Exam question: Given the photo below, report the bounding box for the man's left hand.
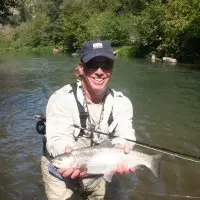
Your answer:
[114,143,136,174]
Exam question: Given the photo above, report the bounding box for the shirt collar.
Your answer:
[76,80,114,107]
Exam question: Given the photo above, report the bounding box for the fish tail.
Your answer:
[149,154,162,178]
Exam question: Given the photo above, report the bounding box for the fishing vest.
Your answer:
[70,83,114,139]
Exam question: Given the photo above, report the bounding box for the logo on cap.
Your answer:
[93,43,103,49]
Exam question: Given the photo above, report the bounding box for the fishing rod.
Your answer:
[73,124,200,164]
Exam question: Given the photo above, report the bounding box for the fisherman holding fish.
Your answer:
[41,39,137,200]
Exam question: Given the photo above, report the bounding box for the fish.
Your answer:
[51,141,162,182]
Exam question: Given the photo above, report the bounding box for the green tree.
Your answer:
[0,0,19,24]
[133,0,165,56]
[161,0,200,61]
[12,13,52,48]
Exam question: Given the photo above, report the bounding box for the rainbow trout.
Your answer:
[51,142,162,182]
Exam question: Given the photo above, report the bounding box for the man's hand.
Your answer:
[57,146,87,179]
[114,143,136,174]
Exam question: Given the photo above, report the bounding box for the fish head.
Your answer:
[51,153,74,169]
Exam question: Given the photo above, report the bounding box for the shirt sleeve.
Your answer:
[45,92,77,157]
[111,95,136,148]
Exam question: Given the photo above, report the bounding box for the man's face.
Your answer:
[81,56,113,95]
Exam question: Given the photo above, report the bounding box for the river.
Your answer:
[0,53,200,200]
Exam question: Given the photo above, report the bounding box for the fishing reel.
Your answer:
[35,114,46,135]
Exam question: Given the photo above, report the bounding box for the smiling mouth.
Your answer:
[92,77,105,82]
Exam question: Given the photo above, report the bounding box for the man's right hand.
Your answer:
[56,146,87,179]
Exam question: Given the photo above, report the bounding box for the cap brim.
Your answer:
[83,52,114,63]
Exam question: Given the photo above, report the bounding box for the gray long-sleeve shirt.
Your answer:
[46,81,136,157]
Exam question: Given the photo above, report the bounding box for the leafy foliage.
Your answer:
[12,13,52,49]
[2,0,200,63]
[134,0,165,56]
[161,0,200,61]
[0,0,20,24]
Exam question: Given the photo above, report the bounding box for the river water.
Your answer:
[0,53,200,200]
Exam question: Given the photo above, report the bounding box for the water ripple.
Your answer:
[1,55,200,199]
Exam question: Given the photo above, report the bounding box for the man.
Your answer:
[41,39,136,200]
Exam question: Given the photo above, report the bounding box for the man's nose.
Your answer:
[95,67,104,74]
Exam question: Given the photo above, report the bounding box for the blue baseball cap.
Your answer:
[80,39,114,63]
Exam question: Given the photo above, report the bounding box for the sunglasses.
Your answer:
[84,59,114,70]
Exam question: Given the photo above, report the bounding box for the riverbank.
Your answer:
[0,32,199,69]
[0,32,135,56]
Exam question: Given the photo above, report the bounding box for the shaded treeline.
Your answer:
[1,0,200,63]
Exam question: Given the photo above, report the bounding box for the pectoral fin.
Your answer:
[103,170,115,182]
[99,139,113,148]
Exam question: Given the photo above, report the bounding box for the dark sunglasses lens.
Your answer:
[102,63,113,70]
[85,60,113,70]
